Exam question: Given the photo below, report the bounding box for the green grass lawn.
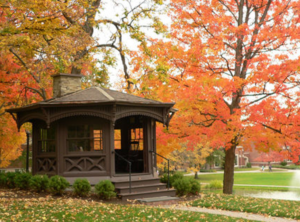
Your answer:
[0,191,254,222]
[192,193,300,220]
[192,172,299,186]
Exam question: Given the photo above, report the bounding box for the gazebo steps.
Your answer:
[115,183,168,194]
[117,189,176,201]
[112,177,161,187]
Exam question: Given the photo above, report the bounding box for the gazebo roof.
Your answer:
[7,86,176,113]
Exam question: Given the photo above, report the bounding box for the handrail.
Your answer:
[112,151,132,193]
[149,150,170,189]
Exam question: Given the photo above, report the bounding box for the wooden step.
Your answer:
[115,183,167,194]
[118,189,176,201]
[112,178,161,187]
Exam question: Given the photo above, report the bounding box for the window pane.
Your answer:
[39,128,55,153]
[67,125,102,152]
[114,129,121,150]
[68,126,77,138]
[130,128,143,150]
[68,139,91,152]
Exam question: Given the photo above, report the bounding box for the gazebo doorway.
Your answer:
[114,116,148,174]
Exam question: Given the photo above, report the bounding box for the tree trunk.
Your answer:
[223,144,236,194]
[194,171,198,179]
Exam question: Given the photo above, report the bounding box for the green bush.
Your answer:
[29,175,49,192]
[160,173,168,184]
[173,178,191,196]
[14,173,32,190]
[246,162,252,168]
[6,172,19,188]
[0,173,7,188]
[280,161,288,166]
[95,180,116,200]
[171,172,184,186]
[73,178,91,197]
[189,178,201,195]
[49,175,69,195]
[160,172,184,187]
[205,180,223,189]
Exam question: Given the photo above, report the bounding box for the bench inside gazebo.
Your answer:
[7,73,177,200]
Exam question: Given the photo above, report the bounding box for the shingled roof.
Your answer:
[46,87,166,104]
[7,86,175,113]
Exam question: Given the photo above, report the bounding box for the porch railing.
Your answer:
[149,150,170,189]
[112,151,132,193]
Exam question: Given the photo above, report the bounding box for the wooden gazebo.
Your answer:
[7,74,176,199]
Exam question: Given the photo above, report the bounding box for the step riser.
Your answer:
[119,190,176,200]
[113,179,161,187]
[116,185,167,194]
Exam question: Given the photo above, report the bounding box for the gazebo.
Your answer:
[7,73,176,199]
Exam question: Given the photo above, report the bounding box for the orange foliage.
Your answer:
[131,0,300,192]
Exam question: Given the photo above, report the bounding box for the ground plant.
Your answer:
[189,178,201,194]
[95,180,116,200]
[173,178,192,196]
[73,178,91,197]
[205,180,223,190]
[0,173,7,188]
[29,175,49,193]
[5,172,19,188]
[49,176,70,195]
[14,172,32,190]
[192,193,300,220]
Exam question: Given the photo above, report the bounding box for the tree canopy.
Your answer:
[132,0,300,194]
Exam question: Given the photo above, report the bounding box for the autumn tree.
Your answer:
[131,0,300,194]
[1,0,166,164]
[167,142,212,178]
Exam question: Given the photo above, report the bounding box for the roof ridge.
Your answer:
[95,87,114,101]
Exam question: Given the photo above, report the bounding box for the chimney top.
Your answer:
[52,73,83,98]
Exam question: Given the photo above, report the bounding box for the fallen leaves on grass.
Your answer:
[192,193,300,219]
[0,190,254,222]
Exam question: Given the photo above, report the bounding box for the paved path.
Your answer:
[161,205,299,222]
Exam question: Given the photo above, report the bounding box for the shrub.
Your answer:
[0,173,7,188]
[246,162,252,168]
[205,180,223,189]
[160,173,168,184]
[14,173,32,190]
[95,180,116,200]
[73,178,91,197]
[171,171,184,186]
[160,172,184,187]
[6,172,19,188]
[280,161,288,166]
[29,175,49,192]
[189,178,201,195]
[173,178,191,196]
[49,175,69,195]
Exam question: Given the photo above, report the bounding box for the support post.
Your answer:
[26,130,30,172]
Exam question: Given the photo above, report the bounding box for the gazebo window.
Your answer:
[67,125,103,152]
[114,129,121,150]
[38,128,56,153]
[130,128,143,150]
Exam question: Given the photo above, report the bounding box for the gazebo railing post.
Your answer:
[149,150,170,189]
[113,151,132,193]
[129,162,132,193]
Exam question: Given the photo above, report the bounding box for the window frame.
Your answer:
[66,124,104,153]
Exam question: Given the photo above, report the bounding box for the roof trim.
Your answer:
[96,87,114,101]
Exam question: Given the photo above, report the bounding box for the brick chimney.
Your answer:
[52,73,83,98]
